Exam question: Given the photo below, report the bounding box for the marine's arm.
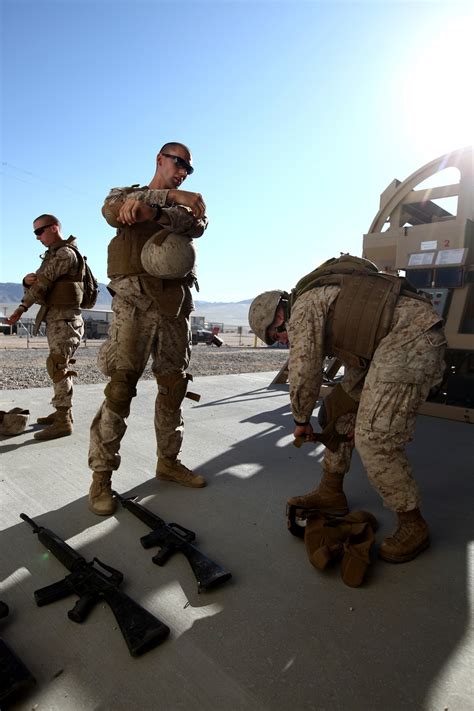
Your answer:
[157,206,207,237]
[23,248,78,306]
[8,248,78,324]
[287,291,328,435]
[102,187,207,236]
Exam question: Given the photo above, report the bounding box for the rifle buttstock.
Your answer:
[103,587,170,656]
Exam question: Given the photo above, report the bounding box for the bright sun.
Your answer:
[402,11,473,155]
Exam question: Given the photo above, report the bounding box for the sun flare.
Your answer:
[402,11,473,154]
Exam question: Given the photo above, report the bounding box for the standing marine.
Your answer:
[8,215,85,440]
[88,142,208,515]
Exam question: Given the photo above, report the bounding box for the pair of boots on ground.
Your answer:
[88,458,206,516]
[299,509,378,587]
[34,407,73,440]
[288,470,430,567]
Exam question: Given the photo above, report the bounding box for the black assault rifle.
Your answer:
[0,601,36,706]
[20,513,170,656]
[113,492,232,592]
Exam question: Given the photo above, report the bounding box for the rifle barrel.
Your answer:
[113,492,166,530]
[19,513,39,531]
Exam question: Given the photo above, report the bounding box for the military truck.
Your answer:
[84,319,110,340]
[363,146,474,422]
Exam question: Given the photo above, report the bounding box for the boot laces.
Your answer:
[389,520,423,545]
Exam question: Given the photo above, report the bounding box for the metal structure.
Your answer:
[363,146,474,423]
[271,147,474,423]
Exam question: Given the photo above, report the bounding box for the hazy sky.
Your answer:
[1,0,472,302]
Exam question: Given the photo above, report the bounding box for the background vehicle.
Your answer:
[0,316,17,335]
[191,326,223,347]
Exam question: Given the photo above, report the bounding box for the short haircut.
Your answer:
[159,142,191,159]
[33,214,61,228]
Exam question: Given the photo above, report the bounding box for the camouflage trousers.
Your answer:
[88,295,191,472]
[322,325,446,512]
[45,318,84,409]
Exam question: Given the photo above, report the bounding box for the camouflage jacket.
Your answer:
[102,186,208,315]
[286,286,442,424]
[21,237,83,323]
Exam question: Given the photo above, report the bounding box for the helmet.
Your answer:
[319,255,379,273]
[141,230,196,279]
[248,290,284,344]
[0,408,30,436]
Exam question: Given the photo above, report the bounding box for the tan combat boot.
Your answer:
[379,508,430,563]
[34,407,73,440]
[88,472,116,515]
[287,471,349,516]
[156,458,206,488]
[37,410,74,425]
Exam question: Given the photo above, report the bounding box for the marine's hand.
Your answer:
[167,190,206,219]
[118,198,156,225]
[294,423,314,440]
[7,308,24,325]
[293,423,316,448]
[23,273,37,286]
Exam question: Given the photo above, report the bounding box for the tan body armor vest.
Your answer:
[107,223,195,318]
[291,256,430,368]
[43,240,84,308]
[107,223,158,278]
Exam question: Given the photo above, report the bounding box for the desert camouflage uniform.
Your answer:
[88,187,206,473]
[287,286,446,512]
[20,238,84,409]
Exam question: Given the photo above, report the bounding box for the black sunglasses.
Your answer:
[34,223,55,236]
[161,153,194,175]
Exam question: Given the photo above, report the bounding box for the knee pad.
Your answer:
[156,372,200,411]
[47,353,77,383]
[315,385,359,450]
[104,370,139,417]
[323,384,359,423]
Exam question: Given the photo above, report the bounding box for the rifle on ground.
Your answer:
[0,601,36,706]
[113,492,232,592]
[20,513,170,656]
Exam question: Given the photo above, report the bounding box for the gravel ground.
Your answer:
[0,343,289,389]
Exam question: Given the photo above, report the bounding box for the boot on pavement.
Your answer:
[88,471,116,515]
[287,471,348,516]
[379,508,430,563]
[34,407,73,440]
[156,458,206,488]
[37,409,74,425]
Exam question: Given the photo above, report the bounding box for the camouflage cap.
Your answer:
[248,290,284,345]
[0,408,30,436]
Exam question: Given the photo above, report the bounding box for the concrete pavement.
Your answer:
[0,372,472,710]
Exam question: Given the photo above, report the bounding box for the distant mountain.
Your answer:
[193,300,251,328]
[0,284,253,328]
[0,283,24,303]
[195,299,253,307]
[95,284,112,305]
[0,282,112,306]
